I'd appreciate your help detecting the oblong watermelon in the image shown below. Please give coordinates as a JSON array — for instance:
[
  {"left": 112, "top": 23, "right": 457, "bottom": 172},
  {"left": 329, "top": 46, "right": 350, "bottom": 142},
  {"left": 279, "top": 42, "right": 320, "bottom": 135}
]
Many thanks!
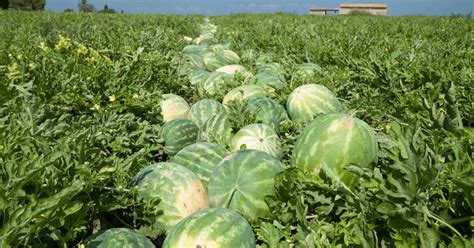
[
  {"left": 83, "top": 228, "right": 154, "bottom": 248},
  {"left": 286, "top": 84, "right": 343, "bottom": 123},
  {"left": 247, "top": 72, "right": 285, "bottom": 95},
  {"left": 293, "top": 63, "right": 323, "bottom": 79},
  {"left": 160, "top": 94, "right": 190, "bottom": 122},
  {"left": 162, "top": 208, "right": 256, "bottom": 248},
  {"left": 188, "top": 69, "right": 210, "bottom": 86},
  {"left": 222, "top": 85, "right": 269, "bottom": 109},
  {"left": 199, "top": 111, "right": 234, "bottom": 146},
  {"left": 189, "top": 99, "right": 226, "bottom": 129},
  {"left": 129, "top": 162, "right": 210, "bottom": 236},
  {"left": 199, "top": 71, "right": 233, "bottom": 97},
  {"left": 160, "top": 119, "right": 199, "bottom": 155},
  {"left": 208, "top": 150, "right": 285, "bottom": 222},
  {"left": 245, "top": 97, "right": 289, "bottom": 131},
  {"left": 256, "top": 62, "right": 284, "bottom": 77},
  {"left": 230, "top": 123, "right": 282, "bottom": 160},
  {"left": 171, "top": 142, "right": 230, "bottom": 188},
  {"left": 291, "top": 113, "right": 378, "bottom": 186}
]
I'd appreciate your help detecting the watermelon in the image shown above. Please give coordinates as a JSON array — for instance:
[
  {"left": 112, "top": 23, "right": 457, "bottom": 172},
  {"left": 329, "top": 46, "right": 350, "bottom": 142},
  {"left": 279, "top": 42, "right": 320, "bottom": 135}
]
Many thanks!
[
  {"left": 199, "top": 71, "right": 233, "bottom": 97},
  {"left": 294, "top": 63, "right": 323, "bottom": 79},
  {"left": 257, "top": 62, "right": 284, "bottom": 77},
  {"left": 188, "top": 69, "right": 210, "bottom": 86},
  {"left": 291, "top": 113, "right": 378, "bottom": 186},
  {"left": 203, "top": 50, "right": 240, "bottom": 71},
  {"left": 247, "top": 72, "right": 285, "bottom": 95},
  {"left": 216, "top": 64, "right": 252, "bottom": 79},
  {"left": 162, "top": 208, "right": 256, "bottom": 248},
  {"left": 230, "top": 124, "right": 282, "bottom": 159},
  {"left": 182, "top": 44, "right": 210, "bottom": 55},
  {"left": 245, "top": 97, "right": 289, "bottom": 131},
  {"left": 159, "top": 119, "right": 199, "bottom": 155},
  {"left": 160, "top": 94, "right": 190, "bottom": 122},
  {"left": 189, "top": 99, "right": 226, "bottom": 129},
  {"left": 208, "top": 150, "right": 285, "bottom": 221},
  {"left": 222, "top": 85, "right": 269, "bottom": 109},
  {"left": 286, "top": 84, "right": 343, "bottom": 123},
  {"left": 129, "top": 163, "right": 210, "bottom": 236},
  {"left": 199, "top": 111, "right": 234, "bottom": 146},
  {"left": 83, "top": 228, "right": 154, "bottom": 248},
  {"left": 171, "top": 142, "right": 230, "bottom": 188}
]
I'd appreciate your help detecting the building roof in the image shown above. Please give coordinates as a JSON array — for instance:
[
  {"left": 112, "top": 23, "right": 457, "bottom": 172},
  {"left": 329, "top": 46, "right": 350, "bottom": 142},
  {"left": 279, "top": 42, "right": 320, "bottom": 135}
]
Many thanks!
[
  {"left": 309, "top": 7, "right": 339, "bottom": 11},
  {"left": 339, "top": 4, "right": 388, "bottom": 9}
]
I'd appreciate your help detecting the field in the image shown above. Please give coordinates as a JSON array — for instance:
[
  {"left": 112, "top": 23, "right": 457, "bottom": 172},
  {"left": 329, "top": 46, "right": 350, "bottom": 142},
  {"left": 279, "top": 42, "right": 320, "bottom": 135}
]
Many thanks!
[{"left": 0, "top": 11, "right": 473, "bottom": 247}]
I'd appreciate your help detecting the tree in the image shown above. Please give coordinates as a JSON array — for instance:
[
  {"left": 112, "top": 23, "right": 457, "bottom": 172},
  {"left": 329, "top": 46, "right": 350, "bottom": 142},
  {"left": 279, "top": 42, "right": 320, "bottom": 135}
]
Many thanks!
[
  {"left": 0, "top": 0, "right": 9, "bottom": 10},
  {"left": 78, "top": 0, "right": 95, "bottom": 13},
  {"left": 98, "top": 4, "right": 116, "bottom": 13},
  {"left": 7, "top": 0, "right": 45, "bottom": 10},
  {"left": 64, "top": 8, "right": 74, "bottom": 13}
]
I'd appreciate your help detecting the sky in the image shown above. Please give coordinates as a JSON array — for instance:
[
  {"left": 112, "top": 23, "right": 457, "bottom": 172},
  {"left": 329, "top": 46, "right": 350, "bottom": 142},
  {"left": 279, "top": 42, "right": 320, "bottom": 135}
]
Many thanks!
[{"left": 46, "top": 0, "right": 474, "bottom": 16}]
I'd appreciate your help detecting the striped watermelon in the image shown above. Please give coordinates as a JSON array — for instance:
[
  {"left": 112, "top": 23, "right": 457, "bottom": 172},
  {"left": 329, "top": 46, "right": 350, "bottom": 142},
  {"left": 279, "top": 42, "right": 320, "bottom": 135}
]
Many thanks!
[
  {"left": 162, "top": 208, "right": 256, "bottom": 248},
  {"left": 222, "top": 85, "right": 269, "bottom": 109},
  {"left": 199, "top": 71, "right": 233, "bottom": 97},
  {"left": 208, "top": 150, "right": 285, "bottom": 222},
  {"left": 182, "top": 44, "right": 210, "bottom": 55},
  {"left": 160, "top": 94, "right": 190, "bottom": 122},
  {"left": 257, "top": 62, "right": 284, "bottom": 77},
  {"left": 171, "top": 142, "right": 230, "bottom": 188},
  {"left": 83, "top": 228, "right": 154, "bottom": 248},
  {"left": 203, "top": 50, "right": 240, "bottom": 71},
  {"left": 129, "top": 163, "right": 210, "bottom": 236},
  {"left": 188, "top": 69, "right": 210, "bottom": 86},
  {"left": 230, "top": 124, "right": 282, "bottom": 159},
  {"left": 189, "top": 99, "right": 226, "bottom": 129},
  {"left": 160, "top": 119, "right": 199, "bottom": 155},
  {"left": 247, "top": 72, "right": 285, "bottom": 95},
  {"left": 245, "top": 97, "right": 289, "bottom": 131},
  {"left": 216, "top": 64, "right": 252, "bottom": 79},
  {"left": 286, "top": 84, "right": 343, "bottom": 123},
  {"left": 199, "top": 111, "right": 234, "bottom": 146},
  {"left": 293, "top": 63, "right": 323, "bottom": 79},
  {"left": 291, "top": 113, "right": 378, "bottom": 186}
]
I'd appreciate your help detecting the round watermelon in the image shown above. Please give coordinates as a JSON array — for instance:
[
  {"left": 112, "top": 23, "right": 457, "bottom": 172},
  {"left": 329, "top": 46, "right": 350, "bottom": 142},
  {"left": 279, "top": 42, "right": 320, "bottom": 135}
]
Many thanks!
[
  {"left": 199, "top": 71, "right": 233, "bottom": 97},
  {"left": 160, "top": 94, "right": 190, "bottom": 123},
  {"left": 83, "top": 228, "right": 154, "bottom": 248},
  {"left": 286, "top": 84, "right": 343, "bottom": 123},
  {"left": 159, "top": 119, "right": 199, "bottom": 155},
  {"left": 247, "top": 72, "right": 285, "bottom": 95},
  {"left": 291, "top": 113, "right": 378, "bottom": 186},
  {"left": 203, "top": 50, "right": 240, "bottom": 71},
  {"left": 162, "top": 208, "right": 256, "bottom": 248},
  {"left": 188, "top": 69, "right": 210, "bottom": 86},
  {"left": 199, "top": 111, "right": 234, "bottom": 146},
  {"left": 293, "top": 63, "right": 323, "bottom": 79},
  {"left": 222, "top": 85, "right": 269, "bottom": 109},
  {"left": 216, "top": 64, "right": 248, "bottom": 75},
  {"left": 256, "top": 62, "right": 284, "bottom": 77},
  {"left": 189, "top": 99, "right": 226, "bottom": 129},
  {"left": 129, "top": 162, "right": 210, "bottom": 236},
  {"left": 245, "top": 97, "right": 289, "bottom": 131},
  {"left": 230, "top": 123, "right": 282, "bottom": 160},
  {"left": 208, "top": 150, "right": 285, "bottom": 222},
  {"left": 171, "top": 142, "right": 230, "bottom": 188}
]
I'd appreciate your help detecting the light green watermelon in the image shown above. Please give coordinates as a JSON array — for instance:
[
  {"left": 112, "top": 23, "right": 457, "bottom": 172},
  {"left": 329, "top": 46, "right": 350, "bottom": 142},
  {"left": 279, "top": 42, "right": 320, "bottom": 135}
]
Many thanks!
[
  {"left": 286, "top": 84, "right": 343, "bottom": 123},
  {"left": 189, "top": 99, "right": 226, "bottom": 129},
  {"left": 182, "top": 44, "right": 210, "bottom": 55},
  {"left": 160, "top": 94, "right": 190, "bottom": 122},
  {"left": 199, "top": 71, "right": 233, "bottom": 97},
  {"left": 216, "top": 64, "right": 252, "bottom": 79},
  {"left": 188, "top": 69, "right": 210, "bottom": 86},
  {"left": 245, "top": 97, "right": 289, "bottom": 131},
  {"left": 292, "top": 113, "right": 378, "bottom": 186},
  {"left": 257, "top": 62, "right": 284, "bottom": 77},
  {"left": 199, "top": 111, "right": 234, "bottom": 146},
  {"left": 222, "top": 85, "right": 269, "bottom": 109},
  {"left": 162, "top": 208, "right": 256, "bottom": 248},
  {"left": 294, "top": 63, "right": 323, "bottom": 79},
  {"left": 83, "top": 228, "right": 154, "bottom": 248},
  {"left": 203, "top": 50, "right": 240, "bottom": 71},
  {"left": 129, "top": 163, "right": 210, "bottom": 236},
  {"left": 230, "top": 124, "right": 282, "bottom": 160},
  {"left": 171, "top": 142, "right": 230, "bottom": 188},
  {"left": 247, "top": 72, "right": 285, "bottom": 95},
  {"left": 159, "top": 119, "right": 199, "bottom": 155},
  {"left": 208, "top": 150, "right": 285, "bottom": 222}
]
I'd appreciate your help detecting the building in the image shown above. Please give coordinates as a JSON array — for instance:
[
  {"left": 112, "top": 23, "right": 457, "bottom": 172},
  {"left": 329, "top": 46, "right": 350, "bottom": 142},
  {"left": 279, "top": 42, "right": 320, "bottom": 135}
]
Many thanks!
[
  {"left": 309, "top": 3, "right": 388, "bottom": 16},
  {"left": 309, "top": 7, "right": 339, "bottom": 15},
  {"left": 339, "top": 4, "right": 388, "bottom": 16}
]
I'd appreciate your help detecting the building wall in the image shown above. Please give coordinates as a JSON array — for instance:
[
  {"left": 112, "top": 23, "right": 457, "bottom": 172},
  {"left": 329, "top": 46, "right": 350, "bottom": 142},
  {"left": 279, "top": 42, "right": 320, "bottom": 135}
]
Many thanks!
[
  {"left": 309, "top": 10, "right": 326, "bottom": 15},
  {"left": 339, "top": 8, "right": 387, "bottom": 16}
]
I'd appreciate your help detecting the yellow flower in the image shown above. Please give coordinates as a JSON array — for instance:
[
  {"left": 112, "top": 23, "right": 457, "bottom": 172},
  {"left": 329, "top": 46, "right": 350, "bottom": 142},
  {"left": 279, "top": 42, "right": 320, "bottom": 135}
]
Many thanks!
[
  {"left": 55, "top": 35, "right": 71, "bottom": 52},
  {"left": 94, "top": 103, "right": 101, "bottom": 110},
  {"left": 38, "top": 41, "right": 49, "bottom": 52},
  {"left": 28, "top": 62, "right": 37, "bottom": 70},
  {"left": 6, "top": 62, "right": 22, "bottom": 80},
  {"left": 108, "top": 95, "right": 116, "bottom": 102},
  {"left": 85, "top": 49, "right": 100, "bottom": 64},
  {"left": 102, "top": 55, "right": 112, "bottom": 66},
  {"left": 75, "top": 43, "right": 88, "bottom": 56},
  {"left": 16, "top": 54, "right": 23, "bottom": 60},
  {"left": 132, "top": 93, "right": 139, "bottom": 99}
]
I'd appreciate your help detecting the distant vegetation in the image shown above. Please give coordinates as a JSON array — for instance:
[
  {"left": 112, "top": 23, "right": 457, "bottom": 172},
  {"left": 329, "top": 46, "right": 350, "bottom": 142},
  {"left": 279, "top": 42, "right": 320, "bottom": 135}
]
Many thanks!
[{"left": 1, "top": 0, "right": 45, "bottom": 10}]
